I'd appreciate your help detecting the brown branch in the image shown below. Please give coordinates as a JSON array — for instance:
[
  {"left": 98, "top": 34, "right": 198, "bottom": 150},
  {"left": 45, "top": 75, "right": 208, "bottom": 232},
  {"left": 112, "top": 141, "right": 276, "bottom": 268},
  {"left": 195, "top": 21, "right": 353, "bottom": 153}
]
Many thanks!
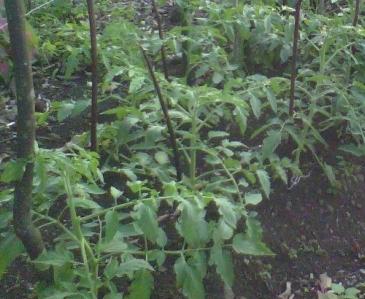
[
  {"left": 289, "top": 0, "right": 302, "bottom": 117},
  {"left": 353, "top": 0, "right": 360, "bottom": 26},
  {"left": 151, "top": 0, "right": 169, "bottom": 81},
  {"left": 86, "top": 0, "right": 98, "bottom": 152},
  {"left": 140, "top": 47, "right": 182, "bottom": 181},
  {"left": 5, "top": 0, "right": 44, "bottom": 259}
]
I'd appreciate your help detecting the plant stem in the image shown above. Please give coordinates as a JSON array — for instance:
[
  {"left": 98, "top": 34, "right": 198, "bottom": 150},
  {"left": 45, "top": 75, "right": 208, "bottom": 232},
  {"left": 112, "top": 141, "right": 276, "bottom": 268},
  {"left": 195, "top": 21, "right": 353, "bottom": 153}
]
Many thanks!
[
  {"left": 151, "top": 0, "right": 169, "bottom": 81},
  {"left": 5, "top": 0, "right": 45, "bottom": 259},
  {"left": 141, "top": 47, "right": 182, "bottom": 181},
  {"left": 353, "top": 0, "right": 360, "bottom": 26},
  {"left": 86, "top": 0, "right": 98, "bottom": 152},
  {"left": 190, "top": 105, "right": 197, "bottom": 187},
  {"left": 289, "top": 0, "right": 302, "bottom": 117}
]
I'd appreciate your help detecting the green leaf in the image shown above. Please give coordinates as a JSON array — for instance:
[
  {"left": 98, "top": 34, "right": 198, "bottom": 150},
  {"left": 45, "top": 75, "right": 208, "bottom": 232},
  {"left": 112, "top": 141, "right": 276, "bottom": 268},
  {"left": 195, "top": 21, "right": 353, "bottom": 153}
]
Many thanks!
[
  {"left": 176, "top": 199, "right": 209, "bottom": 247},
  {"left": 174, "top": 257, "right": 205, "bottom": 299},
  {"left": 72, "top": 198, "right": 101, "bottom": 210},
  {"left": 35, "top": 250, "right": 72, "bottom": 267},
  {"left": 245, "top": 193, "right": 262, "bottom": 206},
  {"left": 256, "top": 169, "right": 271, "bottom": 198},
  {"left": 1, "top": 159, "right": 27, "bottom": 183},
  {"left": 115, "top": 259, "right": 154, "bottom": 278},
  {"left": 110, "top": 186, "right": 123, "bottom": 200},
  {"left": 133, "top": 203, "right": 167, "bottom": 247},
  {"left": 323, "top": 163, "right": 336, "bottom": 186},
  {"left": 0, "top": 233, "right": 25, "bottom": 279},
  {"left": 265, "top": 87, "right": 277, "bottom": 113},
  {"left": 210, "top": 246, "right": 234, "bottom": 287},
  {"left": 126, "top": 270, "right": 154, "bottom": 299},
  {"left": 233, "top": 217, "right": 273, "bottom": 256},
  {"left": 214, "top": 197, "right": 238, "bottom": 228},
  {"left": 154, "top": 151, "right": 169, "bottom": 165},
  {"left": 262, "top": 131, "right": 281, "bottom": 160},
  {"left": 249, "top": 93, "right": 261, "bottom": 119},
  {"left": 208, "top": 131, "right": 230, "bottom": 139},
  {"left": 212, "top": 72, "right": 224, "bottom": 84},
  {"left": 105, "top": 210, "right": 119, "bottom": 242},
  {"left": 56, "top": 100, "right": 89, "bottom": 122}
]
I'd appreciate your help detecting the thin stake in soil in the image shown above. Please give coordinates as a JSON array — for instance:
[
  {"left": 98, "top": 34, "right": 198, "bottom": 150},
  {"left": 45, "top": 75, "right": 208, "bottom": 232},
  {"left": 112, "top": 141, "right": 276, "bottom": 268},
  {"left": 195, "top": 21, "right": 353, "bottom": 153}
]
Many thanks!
[
  {"left": 353, "top": 0, "right": 360, "bottom": 26},
  {"left": 5, "top": 0, "right": 44, "bottom": 259},
  {"left": 86, "top": 0, "right": 98, "bottom": 152},
  {"left": 141, "top": 47, "right": 182, "bottom": 181},
  {"left": 151, "top": 0, "right": 169, "bottom": 81},
  {"left": 289, "top": 0, "right": 302, "bottom": 117}
]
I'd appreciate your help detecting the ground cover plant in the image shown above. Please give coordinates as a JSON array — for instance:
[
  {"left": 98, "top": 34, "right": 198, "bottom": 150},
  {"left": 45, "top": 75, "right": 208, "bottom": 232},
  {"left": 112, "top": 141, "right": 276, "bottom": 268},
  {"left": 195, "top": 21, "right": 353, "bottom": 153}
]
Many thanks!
[{"left": 0, "top": 0, "right": 364, "bottom": 298}]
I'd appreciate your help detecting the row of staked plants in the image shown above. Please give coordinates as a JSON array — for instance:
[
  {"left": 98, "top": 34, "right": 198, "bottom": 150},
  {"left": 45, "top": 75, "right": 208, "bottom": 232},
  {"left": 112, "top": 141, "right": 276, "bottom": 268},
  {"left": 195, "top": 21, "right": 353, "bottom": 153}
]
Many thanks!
[{"left": 0, "top": 0, "right": 364, "bottom": 298}]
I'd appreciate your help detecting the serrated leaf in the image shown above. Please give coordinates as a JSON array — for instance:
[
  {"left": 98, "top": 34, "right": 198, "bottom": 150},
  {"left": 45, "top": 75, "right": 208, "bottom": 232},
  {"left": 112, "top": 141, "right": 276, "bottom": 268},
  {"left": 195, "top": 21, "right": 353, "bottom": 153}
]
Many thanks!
[
  {"left": 56, "top": 100, "right": 89, "bottom": 122},
  {"left": 72, "top": 198, "right": 101, "bottom": 210},
  {"left": 208, "top": 131, "right": 230, "bottom": 139},
  {"left": 256, "top": 169, "right": 271, "bottom": 198},
  {"left": 244, "top": 193, "right": 262, "bottom": 206},
  {"left": 1, "top": 159, "right": 27, "bottom": 183},
  {"left": 174, "top": 257, "right": 205, "bottom": 299},
  {"left": 115, "top": 259, "right": 154, "bottom": 278},
  {"left": 133, "top": 203, "right": 167, "bottom": 247},
  {"left": 232, "top": 217, "right": 273, "bottom": 256},
  {"left": 262, "top": 131, "right": 281, "bottom": 160},
  {"left": 249, "top": 93, "right": 261, "bottom": 119},
  {"left": 176, "top": 199, "right": 209, "bottom": 247},
  {"left": 214, "top": 197, "right": 238, "bottom": 228},
  {"left": 154, "top": 151, "right": 169, "bottom": 165},
  {"left": 0, "top": 233, "right": 25, "bottom": 279},
  {"left": 265, "top": 87, "right": 277, "bottom": 113},
  {"left": 210, "top": 246, "right": 234, "bottom": 287},
  {"left": 105, "top": 210, "right": 119, "bottom": 242},
  {"left": 35, "top": 250, "right": 72, "bottom": 267},
  {"left": 126, "top": 270, "right": 154, "bottom": 299}
]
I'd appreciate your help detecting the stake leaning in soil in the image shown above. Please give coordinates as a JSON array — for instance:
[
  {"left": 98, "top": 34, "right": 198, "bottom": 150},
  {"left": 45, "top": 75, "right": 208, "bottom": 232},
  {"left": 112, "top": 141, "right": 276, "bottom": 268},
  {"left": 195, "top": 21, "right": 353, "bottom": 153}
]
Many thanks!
[
  {"left": 86, "top": 0, "right": 99, "bottom": 152},
  {"left": 289, "top": 0, "right": 302, "bottom": 117},
  {"left": 5, "top": 0, "right": 45, "bottom": 259},
  {"left": 151, "top": 0, "right": 170, "bottom": 81},
  {"left": 141, "top": 47, "right": 182, "bottom": 181}
]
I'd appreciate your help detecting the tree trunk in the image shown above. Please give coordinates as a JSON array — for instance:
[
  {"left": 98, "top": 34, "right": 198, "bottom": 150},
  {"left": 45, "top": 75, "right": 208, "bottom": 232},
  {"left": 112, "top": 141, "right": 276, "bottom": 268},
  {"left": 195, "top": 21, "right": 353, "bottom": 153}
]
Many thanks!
[{"left": 5, "top": 0, "right": 44, "bottom": 259}]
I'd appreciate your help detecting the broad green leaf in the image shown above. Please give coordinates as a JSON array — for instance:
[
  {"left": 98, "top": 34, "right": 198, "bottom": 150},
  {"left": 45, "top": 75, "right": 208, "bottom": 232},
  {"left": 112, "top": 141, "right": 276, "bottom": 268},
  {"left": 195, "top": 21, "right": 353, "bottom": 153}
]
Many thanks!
[
  {"left": 265, "top": 87, "right": 277, "bottom": 113},
  {"left": 233, "top": 217, "right": 273, "bottom": 256},
  {"left": 1, "top": 159, "right": 27, "bottom": 183},
  {"left": 262, "top": 131, "right": 281, "bottom": 160},
  {"left": 115, "top": 259, "right": 154, "bottom": 278},
  {"left": 105, "top": 210, "right": 119, "bottom": 242},
  {"left": 0, "top": 233, "right": 25, "bottom": 279},
  {"left": 249, "top": 93, "right": 261, "bottom": 119},
  {"left": 35, "top": 250, "right": 72, "bottom": 267},
  {"left": 256, "top": 169, "right": 271, "bottom": 198},
  {"left": 174, "top": 257, "right": 205, "bottom": 299},
  {"left": 244, "top": 193, "right": 262, "bottom": 206},
  {"left": 133, "top": 203, "right": 167, "bottom": 247},
  {"left": 72, "top": 198, "right": 101, "bottom": 210},
  {"left": 214, "top": 197, "right": 238, "bottom": 228},
  {"left": 210, "top": 246, "right": 234, "bottom": 287},
  {"left": 154, "top": 151, "right": 169, "bottom": 165},
  {"left": 56, "top": 100, "right": 89, "bottom": 122},
  {"left": 126, "top": 270, "right": 154, "bottom": 299},
  {"left": 176, "top": 199, "right": 209, "bottom": 247}
]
